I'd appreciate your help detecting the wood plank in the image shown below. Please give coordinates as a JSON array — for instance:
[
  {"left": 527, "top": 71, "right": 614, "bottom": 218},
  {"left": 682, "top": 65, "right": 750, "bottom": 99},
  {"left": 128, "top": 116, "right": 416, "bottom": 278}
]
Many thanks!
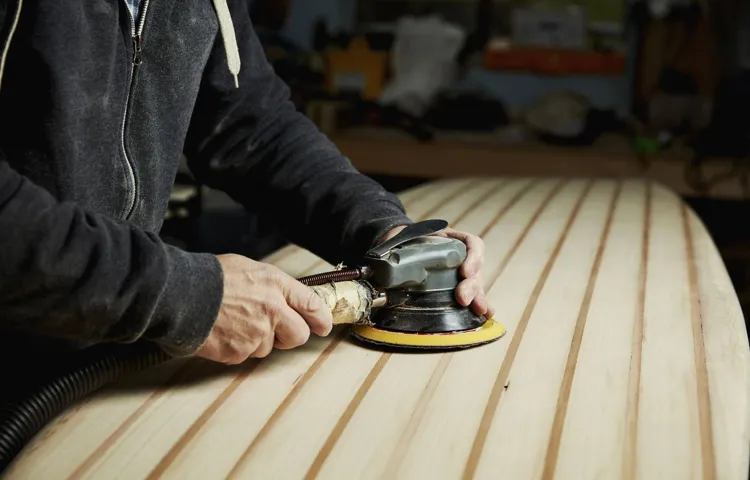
[
  {"left": 636, "top": 184, "right": 704, "bottom": 478},
  {"left": 552, "top": 180, "right": 648, "bottom": 479},
  {"left": 687, "top": 209, "right": 750, "bottom": 480}
]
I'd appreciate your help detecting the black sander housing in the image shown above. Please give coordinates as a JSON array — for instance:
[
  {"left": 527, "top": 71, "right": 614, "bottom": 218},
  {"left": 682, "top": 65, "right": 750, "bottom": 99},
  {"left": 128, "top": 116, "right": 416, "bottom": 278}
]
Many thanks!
[{"left": 365, "top": 220, "right": 486, "bottom": 334}]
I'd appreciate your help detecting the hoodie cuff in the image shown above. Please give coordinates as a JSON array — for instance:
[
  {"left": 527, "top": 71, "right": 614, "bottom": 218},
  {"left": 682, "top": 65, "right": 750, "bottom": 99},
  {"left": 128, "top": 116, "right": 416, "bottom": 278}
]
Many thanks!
[{"left": 148, "top": 248, "right": 224, "bottom": 357}]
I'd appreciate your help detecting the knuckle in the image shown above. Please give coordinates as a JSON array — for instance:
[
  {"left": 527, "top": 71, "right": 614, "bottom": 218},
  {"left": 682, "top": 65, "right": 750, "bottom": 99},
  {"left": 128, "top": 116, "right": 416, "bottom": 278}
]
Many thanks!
[
  {"left": 228, "top": 352, "right": 249, "bottom": 365},
  {"left": 304, "top": 289, "right": 321, "bottom": 312},
  {"left": 290, "top": 327, "right": 311, "bottom": 347},
  {"left": 255, "top": 342, "right": 273, "bottom": 358}
]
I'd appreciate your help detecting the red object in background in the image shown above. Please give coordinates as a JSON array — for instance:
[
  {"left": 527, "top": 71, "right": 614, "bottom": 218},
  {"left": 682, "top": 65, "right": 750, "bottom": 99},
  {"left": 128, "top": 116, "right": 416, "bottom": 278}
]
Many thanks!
[{"left": 484, "top": 47, "right": 626, "bottom": 76}]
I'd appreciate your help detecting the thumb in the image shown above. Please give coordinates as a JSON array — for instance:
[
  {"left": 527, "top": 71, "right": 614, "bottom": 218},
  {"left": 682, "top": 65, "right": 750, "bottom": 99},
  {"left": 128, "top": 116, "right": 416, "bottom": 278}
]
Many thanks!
[{"left": 278, "top": 274, "right": 333, "bottom": 336}]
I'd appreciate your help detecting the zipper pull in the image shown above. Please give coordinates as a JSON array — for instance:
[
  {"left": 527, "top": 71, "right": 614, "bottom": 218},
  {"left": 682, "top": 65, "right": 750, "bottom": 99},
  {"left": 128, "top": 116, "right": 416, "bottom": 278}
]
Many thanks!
[{"left": 132, "top": 35, "right": 143, "bottom": 65}]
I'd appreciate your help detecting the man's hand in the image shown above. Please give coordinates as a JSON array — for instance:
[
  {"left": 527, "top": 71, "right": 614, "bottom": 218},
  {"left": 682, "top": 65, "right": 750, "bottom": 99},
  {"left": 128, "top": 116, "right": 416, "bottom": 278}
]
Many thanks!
[
  {"left": 381, "top": 226, "right": 494, "bottom": 319},
  {"left": 196, "top": 254, "right": 333, "bottom": 364}
]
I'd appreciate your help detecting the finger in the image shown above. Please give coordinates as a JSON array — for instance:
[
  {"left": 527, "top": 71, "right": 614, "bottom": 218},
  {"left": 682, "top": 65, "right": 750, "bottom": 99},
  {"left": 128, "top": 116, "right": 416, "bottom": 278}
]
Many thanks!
[
  {"left": 440, "top": 229, "right": 485, "bottom": 278},
  {"left": 250, "top": 323, "right": 275, "bottom": 358},
  {"left": 459, "top": 235, "right": 484, "bottom": 278},
  {"left": 485, "top": 303, "right": 496, "bottom": 320},
  {"left": 470, "top": 290, "right": 489, "bottom": 318},
  {"left": 274, "top": 306, "right": 311, "bottom": 350},
  {"left": 455, "top": 276, "right": 482, "bottom": 307},
  {"left": 278, "top": 274, "right": 333, "bottom": 336}
]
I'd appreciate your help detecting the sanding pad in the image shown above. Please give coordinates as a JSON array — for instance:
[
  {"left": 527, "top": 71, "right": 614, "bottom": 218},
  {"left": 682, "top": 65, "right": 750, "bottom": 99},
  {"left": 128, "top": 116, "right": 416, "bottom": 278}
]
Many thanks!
[{"left": 351, "top": 318, "right": 506, "bottom": 350}]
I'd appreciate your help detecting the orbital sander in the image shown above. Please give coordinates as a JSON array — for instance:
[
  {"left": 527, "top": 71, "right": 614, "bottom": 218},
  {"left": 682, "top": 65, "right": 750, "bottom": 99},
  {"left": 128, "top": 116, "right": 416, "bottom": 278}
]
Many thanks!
[{"left": 298, "top": 219, "right": 506, "bottom": 349}]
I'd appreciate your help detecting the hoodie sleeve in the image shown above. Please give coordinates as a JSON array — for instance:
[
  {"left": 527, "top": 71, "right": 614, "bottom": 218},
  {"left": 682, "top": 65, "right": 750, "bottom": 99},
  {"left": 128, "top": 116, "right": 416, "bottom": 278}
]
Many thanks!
[
  {"left": 183, "top": 5, "right": 413, "bottom": 267},
  {"left": 0, "top": 158, "right": 224, "bottom": 357}
]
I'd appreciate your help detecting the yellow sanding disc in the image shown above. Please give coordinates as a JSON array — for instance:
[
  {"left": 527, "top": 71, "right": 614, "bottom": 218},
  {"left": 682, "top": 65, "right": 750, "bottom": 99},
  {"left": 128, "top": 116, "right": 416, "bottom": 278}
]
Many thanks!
[{"left": 351, "top": 318, "right": 506, "bottom": 349}]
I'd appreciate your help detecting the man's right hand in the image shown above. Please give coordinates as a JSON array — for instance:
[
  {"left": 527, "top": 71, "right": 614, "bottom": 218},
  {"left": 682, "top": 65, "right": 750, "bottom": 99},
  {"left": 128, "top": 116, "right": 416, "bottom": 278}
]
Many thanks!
[{"left": 196, "top": 254, "right": 333, "bottom": 365}]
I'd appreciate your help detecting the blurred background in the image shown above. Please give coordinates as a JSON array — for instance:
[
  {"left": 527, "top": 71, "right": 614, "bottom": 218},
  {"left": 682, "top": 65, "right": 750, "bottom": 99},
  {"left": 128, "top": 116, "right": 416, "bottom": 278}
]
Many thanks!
[{"left": 161, "top": 0, "right": 750, "bottom": 315}]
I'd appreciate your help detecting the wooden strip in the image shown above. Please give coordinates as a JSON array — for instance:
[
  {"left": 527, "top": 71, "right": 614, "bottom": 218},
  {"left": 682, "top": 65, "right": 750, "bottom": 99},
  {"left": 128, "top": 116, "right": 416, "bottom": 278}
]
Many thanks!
[
  {"left": 549, "top": 181, "right": 647, "bottom": 479},
  {"left": 145, "top": 360, "right": 263, "bottom": 480},
  {"left": 686, "top": 209, "right": 750, "bottom": 480},
  {"left": 463, "top": 179, "right": 594, "bottom": 480},
  {"left": 635, "top": 184, "right": 703, "bottom": 478},
  {"left": 390, "top": 179, "right": 574, "bottom": 480},
  {"left": 68, "top": 361, "right": 201, "bottom": 480},
  {"left": 623, "top": 181, "right": 651, "bottom": 480},
  {"left": 476, "top": 179, "right": 536, "bottom": 239},
  {"left": 225, "top": 331, "right": 347, "bottom": 478},
  {"left": 438, "top": 179, "right": 510, "bottom": 228},
  {"left": 541, "top": 181, "right": 623, "bottom": 479},
  {"left": 417, "top": 178, "right": 491, "bottom": 220},
  {"left": 683, "top": 203, "right": 717, "bottom": 480},
  {"left": 303, "top": 353, "right": 392, "bottom": 479},
  {"left": 483, "top": 179, "right": 565, "bottom": 288},
  {"left": 380, "top": 354, "right": 453, "bottom": 478}
]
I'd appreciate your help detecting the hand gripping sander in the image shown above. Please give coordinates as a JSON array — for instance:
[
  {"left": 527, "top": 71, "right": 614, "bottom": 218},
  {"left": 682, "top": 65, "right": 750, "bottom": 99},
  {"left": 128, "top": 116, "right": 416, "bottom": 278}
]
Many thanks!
[{"left": 298, "top": 219, "right": 507, "bottom": 349}]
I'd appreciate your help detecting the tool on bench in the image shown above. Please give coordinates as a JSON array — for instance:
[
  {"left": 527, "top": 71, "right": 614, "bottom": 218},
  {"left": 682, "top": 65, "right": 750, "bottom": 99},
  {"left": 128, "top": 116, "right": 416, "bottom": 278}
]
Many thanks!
[
  {"left": 0, "top": 219, "right": 505, "bottom": 472},
  {"left": 299, "top": 219, "right": 506, "bottom": 349}
]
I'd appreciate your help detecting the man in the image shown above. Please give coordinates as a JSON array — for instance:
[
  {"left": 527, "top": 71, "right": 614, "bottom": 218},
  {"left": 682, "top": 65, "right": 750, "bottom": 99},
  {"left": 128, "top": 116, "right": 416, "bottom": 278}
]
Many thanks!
[{"left": 0, "top": 0, "right": 491, "bottom": 372}]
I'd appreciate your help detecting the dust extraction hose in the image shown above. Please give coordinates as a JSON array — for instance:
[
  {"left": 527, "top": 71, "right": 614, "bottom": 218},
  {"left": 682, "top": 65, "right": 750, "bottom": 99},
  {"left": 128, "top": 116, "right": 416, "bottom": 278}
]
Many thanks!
[{"left": 0, "top": 267, "right": 366, "bottom": 473}]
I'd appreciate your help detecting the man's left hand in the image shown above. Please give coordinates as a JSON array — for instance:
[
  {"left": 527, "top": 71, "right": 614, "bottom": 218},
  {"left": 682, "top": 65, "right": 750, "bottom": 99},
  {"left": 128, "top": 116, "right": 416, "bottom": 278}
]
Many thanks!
[{"left": 381, "top": 226, "right": 494, "bottom": 320}]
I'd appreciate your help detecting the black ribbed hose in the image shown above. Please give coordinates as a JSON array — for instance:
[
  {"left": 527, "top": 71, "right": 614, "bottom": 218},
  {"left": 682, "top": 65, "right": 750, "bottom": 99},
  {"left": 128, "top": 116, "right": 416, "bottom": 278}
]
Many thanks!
[
  {"left": 0, "top": 267, "right": 365, "bottom": 473},
  {"left": 0, "top": 342, "right": 171, "bottom": 473}
]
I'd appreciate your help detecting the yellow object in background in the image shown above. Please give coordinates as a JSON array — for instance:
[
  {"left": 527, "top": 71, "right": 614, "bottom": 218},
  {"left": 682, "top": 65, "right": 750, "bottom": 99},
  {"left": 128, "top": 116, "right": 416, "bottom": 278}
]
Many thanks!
[{"left": 324, "top": 38, "right": 387, "bottom": 100}]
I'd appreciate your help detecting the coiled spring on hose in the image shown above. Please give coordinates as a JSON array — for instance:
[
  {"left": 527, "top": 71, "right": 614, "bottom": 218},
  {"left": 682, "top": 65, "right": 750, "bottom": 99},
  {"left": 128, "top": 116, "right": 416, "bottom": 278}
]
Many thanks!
[{"left": 296, "top": 266, "right": 372, "bottom": 286}]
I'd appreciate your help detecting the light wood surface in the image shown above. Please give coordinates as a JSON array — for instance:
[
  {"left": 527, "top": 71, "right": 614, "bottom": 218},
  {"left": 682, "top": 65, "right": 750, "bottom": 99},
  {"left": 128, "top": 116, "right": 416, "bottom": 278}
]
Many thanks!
[{"left": 6, "top": 177, "right": 750, "bottom": 479}]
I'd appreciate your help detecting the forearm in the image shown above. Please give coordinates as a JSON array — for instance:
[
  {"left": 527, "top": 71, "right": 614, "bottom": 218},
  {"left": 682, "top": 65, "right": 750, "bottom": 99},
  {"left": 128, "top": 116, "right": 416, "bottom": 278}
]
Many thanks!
[
  {"left": 0, "top": 160, "right": 223, "bottom": 357},
  {"left": 183, "top": 4, "right": 411, "bottom": 265}
]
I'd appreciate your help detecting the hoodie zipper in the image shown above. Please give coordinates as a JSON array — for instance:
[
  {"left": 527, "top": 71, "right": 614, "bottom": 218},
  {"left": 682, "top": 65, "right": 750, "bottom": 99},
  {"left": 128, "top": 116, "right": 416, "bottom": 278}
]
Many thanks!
[{"left": 120, "top": 0, "right": 151, "bottom": 220}]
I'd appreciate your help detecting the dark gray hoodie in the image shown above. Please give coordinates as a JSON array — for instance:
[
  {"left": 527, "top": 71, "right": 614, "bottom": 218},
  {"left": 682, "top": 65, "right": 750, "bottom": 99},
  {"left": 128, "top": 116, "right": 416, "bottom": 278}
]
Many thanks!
[{"left": 0, "top": 0, "right": 412, "bottom": 363}]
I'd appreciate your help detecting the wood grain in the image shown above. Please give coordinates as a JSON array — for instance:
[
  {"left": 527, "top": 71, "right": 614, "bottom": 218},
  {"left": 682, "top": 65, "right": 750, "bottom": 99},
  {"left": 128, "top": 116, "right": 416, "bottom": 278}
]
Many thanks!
[{"left": 4, "top": 177, "right": 749, "bottom": 480}]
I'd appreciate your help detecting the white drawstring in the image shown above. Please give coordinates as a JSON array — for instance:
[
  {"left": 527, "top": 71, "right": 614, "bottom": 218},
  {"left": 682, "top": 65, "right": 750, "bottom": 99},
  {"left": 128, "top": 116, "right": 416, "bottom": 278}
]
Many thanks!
[{"left": 212, "top": 0, "right": 241, "bottom": 88}]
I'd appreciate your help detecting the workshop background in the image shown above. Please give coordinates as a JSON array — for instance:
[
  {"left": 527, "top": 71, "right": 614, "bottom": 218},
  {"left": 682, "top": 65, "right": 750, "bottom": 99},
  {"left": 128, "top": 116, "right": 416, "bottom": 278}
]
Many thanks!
[{"left": 162, "top": 0, "right": 750, "bottom": 319}]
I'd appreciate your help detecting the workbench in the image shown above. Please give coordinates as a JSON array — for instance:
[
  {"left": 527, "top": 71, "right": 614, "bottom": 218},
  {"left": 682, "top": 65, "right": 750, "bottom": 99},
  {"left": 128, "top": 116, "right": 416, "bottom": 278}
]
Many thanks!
[
  {"left": 333, "top": 127, "right": 749, "bottom": 200},
  {"left": 6, "top": 177, "right": 750, "bottom": 479}
]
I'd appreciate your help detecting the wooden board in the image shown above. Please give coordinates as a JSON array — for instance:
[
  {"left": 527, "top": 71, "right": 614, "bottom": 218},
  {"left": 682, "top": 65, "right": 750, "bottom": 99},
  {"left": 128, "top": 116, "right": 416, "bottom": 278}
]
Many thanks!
[{"left": 5, "top": 177, "right": 750, "bottom": 479}]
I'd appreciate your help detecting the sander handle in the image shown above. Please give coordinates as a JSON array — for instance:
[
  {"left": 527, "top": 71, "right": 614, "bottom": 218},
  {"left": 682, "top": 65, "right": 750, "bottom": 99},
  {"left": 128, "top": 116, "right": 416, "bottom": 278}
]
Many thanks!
[{"left": 309, "top": 280, "right": 377, "bottom": 325}]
